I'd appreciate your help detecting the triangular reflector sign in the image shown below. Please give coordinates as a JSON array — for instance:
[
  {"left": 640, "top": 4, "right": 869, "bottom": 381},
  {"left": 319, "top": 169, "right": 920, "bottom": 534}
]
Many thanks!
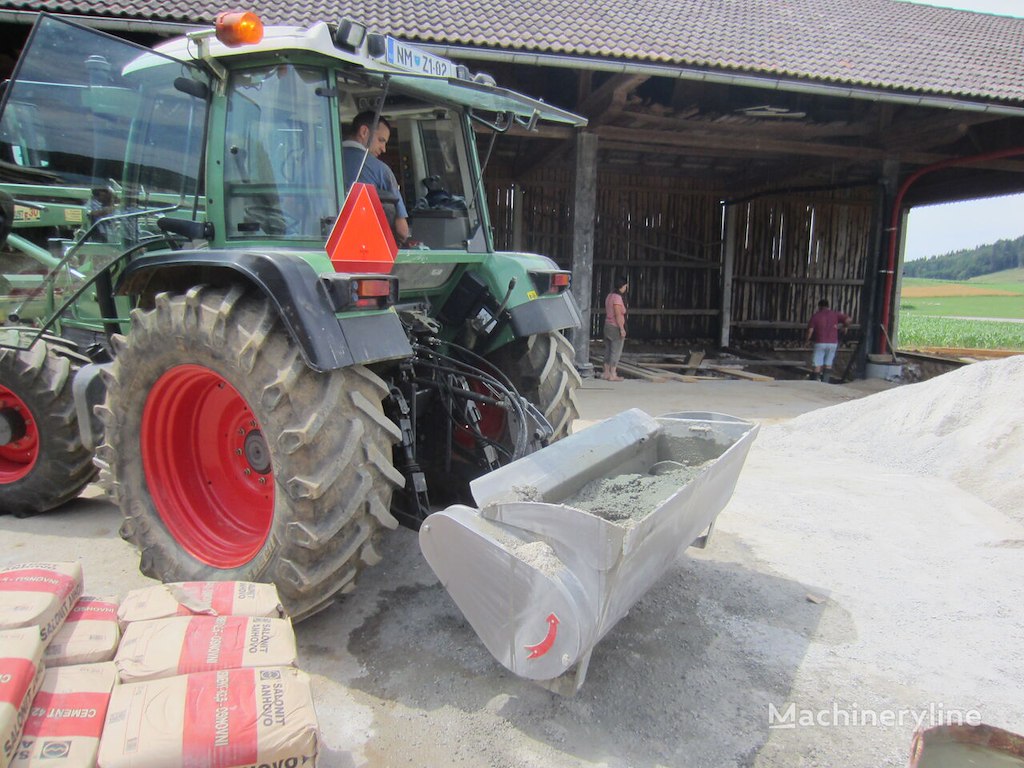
[{"left": 326, "top": 182, "right": 398, "bottom": 273}]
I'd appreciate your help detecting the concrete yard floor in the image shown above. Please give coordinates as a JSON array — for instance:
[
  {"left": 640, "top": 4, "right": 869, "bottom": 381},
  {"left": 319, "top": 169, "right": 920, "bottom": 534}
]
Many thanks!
[{"left": 3, "top": 375, "right": 1022, "bottom": 767}]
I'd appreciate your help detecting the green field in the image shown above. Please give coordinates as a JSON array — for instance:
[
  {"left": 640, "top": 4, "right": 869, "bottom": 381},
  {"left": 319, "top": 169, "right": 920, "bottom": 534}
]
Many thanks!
[{"left": 898, "top": 273, "right": 1024, "bottom": 350}]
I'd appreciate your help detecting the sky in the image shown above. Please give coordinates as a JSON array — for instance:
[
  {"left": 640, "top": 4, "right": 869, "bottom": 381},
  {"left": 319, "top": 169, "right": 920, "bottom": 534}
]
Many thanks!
[{"left": 899, "top": 0, "right": 1024, "bottom": 260}]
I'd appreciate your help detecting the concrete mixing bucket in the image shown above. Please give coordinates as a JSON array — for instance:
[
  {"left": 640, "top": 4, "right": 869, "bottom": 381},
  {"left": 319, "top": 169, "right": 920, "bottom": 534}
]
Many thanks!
[{"left": 419, "top": 408, "right": 758, "bottom": 693}]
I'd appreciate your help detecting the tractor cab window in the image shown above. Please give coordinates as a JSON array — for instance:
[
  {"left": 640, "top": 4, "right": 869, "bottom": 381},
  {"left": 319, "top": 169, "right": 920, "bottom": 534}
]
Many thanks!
[
  {"left": 397, "top": 111, "right": 480, "bottom": 250},
  {"left": 223, "top": 65, "right": 338, "bottom": 239}
]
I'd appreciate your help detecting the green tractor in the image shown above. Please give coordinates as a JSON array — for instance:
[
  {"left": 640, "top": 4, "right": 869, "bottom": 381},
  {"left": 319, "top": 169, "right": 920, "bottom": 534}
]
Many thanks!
[{"left": 0, "top": 12, "right": 584, "bottom": 619}]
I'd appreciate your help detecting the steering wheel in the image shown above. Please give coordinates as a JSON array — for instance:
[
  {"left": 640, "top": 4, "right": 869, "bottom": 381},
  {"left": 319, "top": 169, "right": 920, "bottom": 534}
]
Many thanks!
[{"left": 244, "top": 205, "right": 300, "bottom": 235}]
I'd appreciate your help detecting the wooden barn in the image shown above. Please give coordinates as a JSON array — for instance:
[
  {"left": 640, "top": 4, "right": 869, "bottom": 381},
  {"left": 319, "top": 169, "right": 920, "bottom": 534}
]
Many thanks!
[{"left": 3, "top": 0, "right": 1024, "bottom": 374}]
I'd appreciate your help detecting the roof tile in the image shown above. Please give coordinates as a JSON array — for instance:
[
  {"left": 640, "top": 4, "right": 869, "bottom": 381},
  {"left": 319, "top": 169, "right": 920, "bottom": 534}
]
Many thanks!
[{"left": 6, "top": 0, "right": 1024, "bottom": 103}]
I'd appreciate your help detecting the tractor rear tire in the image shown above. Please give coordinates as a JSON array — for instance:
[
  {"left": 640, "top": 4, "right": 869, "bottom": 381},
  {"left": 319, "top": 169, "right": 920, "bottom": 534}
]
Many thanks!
[
  {"left": 0, "top": 340, "right": 96, "bottom": 514},
  {"left": 495, "top": 330, "right": 581, "bottom": 441},
  {"left": 96, "top": 287, "right": 404, "bottom": 621}
]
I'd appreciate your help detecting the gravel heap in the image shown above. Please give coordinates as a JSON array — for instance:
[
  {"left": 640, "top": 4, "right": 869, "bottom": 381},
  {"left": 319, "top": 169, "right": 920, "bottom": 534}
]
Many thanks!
[{"left": 759, "top": 355, "right": 1024, "bottom": 521}]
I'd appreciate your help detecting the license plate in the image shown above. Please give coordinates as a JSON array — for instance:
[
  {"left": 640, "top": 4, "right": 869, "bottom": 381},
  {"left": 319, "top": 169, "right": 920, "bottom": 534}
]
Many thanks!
[{"left": 385, "top": 37, "right": 456, "bottom": 78}]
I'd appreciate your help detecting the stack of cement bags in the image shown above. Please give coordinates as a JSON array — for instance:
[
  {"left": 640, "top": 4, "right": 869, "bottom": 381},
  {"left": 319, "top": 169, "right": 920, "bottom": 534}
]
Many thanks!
[{"left": 0, "top": 562, "right": 320, "bottom": 768}]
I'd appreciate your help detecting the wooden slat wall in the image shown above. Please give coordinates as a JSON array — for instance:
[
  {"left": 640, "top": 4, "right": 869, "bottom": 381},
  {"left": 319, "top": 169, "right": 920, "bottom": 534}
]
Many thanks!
[
  {"left": 728, "top": 194, "right": 873, "bottom": 343},
  {"left": 486, "top": 167, "right": 873, "bottom": 344}
]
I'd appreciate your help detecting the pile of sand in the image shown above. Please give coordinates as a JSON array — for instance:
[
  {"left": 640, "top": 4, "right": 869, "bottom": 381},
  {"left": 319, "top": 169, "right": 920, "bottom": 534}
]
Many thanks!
[{"left": 759, "top": 355, "right": 1024, "bottom": 521}]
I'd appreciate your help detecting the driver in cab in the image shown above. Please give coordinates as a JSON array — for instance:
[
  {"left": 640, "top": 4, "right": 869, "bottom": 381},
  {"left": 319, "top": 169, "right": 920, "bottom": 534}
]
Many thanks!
[{"left": 342, "top": 111, "right": 412, "bottom": 246}]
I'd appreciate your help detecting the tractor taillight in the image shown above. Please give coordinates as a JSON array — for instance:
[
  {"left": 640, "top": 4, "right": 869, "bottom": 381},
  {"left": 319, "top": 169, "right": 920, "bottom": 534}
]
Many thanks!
[
  {"left": 351, "top": 277, "right": 396, "bottom": 308},
  {"left": 215, "top": 11, "right": 264, "bottom": 47},
  {"left": 355, "top": 279, "right": 392, "bottom": 298},
  {"left": 530, "top": 270, "right": 572, "bottom": 295}
]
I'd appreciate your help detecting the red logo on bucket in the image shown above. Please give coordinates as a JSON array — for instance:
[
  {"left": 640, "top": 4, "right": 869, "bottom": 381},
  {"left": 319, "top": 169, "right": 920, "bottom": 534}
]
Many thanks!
[{"left": 524, "top": 613, "right": 560, "bottom": 660}]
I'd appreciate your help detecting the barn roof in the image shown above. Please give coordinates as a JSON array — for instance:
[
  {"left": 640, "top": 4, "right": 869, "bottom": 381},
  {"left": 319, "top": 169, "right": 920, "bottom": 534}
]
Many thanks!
[{"left": 4, "top": 0, "right": 1024, "bottom": 105}]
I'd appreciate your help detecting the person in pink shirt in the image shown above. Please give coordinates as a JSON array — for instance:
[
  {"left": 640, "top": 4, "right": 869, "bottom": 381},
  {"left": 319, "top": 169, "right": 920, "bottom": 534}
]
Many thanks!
[
  {"left": 603, "top": 275, "right": 629, "bottom": 381},
  {"left": 805, "top": 299, "right": 851, "bottom": 383}
]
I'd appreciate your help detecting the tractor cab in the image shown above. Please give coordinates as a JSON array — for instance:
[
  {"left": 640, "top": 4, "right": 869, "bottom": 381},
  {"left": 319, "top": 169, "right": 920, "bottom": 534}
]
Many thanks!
[{"left": 0, "top": 12, "right": 583, "bottom": 348}]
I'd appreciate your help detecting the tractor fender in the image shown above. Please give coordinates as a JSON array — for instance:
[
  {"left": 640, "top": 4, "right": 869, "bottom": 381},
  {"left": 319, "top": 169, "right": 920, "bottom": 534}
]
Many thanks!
[
  {"left": 506, "top": 291, "right": 582, "bottom": 338},
  {"left": 118, "top": 250, "right": 412, "bottom": 372}
]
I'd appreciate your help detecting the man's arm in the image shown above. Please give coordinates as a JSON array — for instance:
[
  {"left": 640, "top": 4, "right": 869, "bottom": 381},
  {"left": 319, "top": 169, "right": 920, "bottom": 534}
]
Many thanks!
[
  {"left": 382, "top": 165, "right": 411, "bottom": 244},
  {"left": 395, "top": 216, "right": 411, "bottom": 243}
]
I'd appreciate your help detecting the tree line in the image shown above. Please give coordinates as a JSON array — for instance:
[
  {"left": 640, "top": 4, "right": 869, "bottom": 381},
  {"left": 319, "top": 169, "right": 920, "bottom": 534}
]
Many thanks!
[{"left": 904, "top": 234, "right": 1024, "bottom": 280}]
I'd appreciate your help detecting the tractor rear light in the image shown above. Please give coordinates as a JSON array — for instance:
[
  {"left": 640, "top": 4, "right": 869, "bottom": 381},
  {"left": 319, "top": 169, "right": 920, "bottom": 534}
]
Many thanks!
[
  {"left": 320, "top": 273, "right": 396, "bottom": 311},
  {"left": 529, "top": 270, "right": 572, "bottom": 295},
  {"left": 355, "top": 279, "right": 392, "bottom": 298},
  {"left": 351, "top": 277, "right": 398, "bottom": 309},
  {"left": 215, "top": 11, "right": 264, "bottom": 47}
]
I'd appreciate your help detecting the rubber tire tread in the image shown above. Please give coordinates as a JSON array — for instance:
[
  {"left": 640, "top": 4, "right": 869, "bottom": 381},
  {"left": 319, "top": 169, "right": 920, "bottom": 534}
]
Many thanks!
[
  {"left": 97, "top": 287, "right": 403, "bottom": 621},
  {"left": 495, "top": 330, "right": 581, "bottom": 440},
  {"left": 0, "top": 342, "right": 96, "bottom": 514}
]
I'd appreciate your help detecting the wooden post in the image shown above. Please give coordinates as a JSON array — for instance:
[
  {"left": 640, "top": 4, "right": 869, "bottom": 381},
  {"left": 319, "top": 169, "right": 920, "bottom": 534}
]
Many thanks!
[
  {"left": 719, "top": 203, "right": 737, "bottom": 348},
  {"left": 511, "top": 183, "right": 524, "bottom": 252},
  {"left": 570, "top": 130, "right": 598, "bottom": 375},
  {"left": 858, "top": 158, "right": 899, "bottom": 373}
]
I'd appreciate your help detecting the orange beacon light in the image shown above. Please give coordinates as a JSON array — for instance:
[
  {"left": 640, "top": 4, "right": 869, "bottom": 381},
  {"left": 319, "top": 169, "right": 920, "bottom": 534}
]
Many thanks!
[{"left": 214, "top": 11, "right": 264, "bottom": 47}]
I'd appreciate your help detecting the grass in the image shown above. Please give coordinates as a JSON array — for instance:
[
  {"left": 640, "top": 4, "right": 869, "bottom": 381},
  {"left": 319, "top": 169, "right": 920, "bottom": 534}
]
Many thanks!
[
  {"left": 971, "top": 267, "right": 1024, "bottom": 284},
  {"left": 898, "top": 274, "right": 1024, "bottom": 350}
]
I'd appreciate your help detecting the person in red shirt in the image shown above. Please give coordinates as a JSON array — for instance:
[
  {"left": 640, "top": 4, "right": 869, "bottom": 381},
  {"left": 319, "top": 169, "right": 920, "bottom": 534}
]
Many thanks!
[
  {"left": 602, "top": 275, "right": 629, "bottom": 381},
  {"left": 805, "top": 299, "right": 851, "bottom": 383}
]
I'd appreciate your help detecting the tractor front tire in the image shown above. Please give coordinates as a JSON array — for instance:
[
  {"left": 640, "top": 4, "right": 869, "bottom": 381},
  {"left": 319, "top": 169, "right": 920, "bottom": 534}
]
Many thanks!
[
  {"left": 0, "top": 341, "right": 96, "bottom": 514},
  {"left": 495, "top": 330, "right": 581, "bottom": 441},
  {"left": 97, "top": 287, "right": 403, "bottom": 620}
]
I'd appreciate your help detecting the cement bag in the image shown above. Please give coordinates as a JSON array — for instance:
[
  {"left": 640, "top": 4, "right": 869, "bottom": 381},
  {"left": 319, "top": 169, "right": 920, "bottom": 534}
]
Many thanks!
[
  {"left": 44, "top": 598, "right": 120, "bottom": 668},
  {"left": 117, "top": 582, "right": 285, "bottom": 629},
  {"left": 114, "top": 616, "right": 297, "bottom": 684},
  {"left": 10, "top": 662, "right": 117, "bottom": 768},
  {"left": 1, "top": 627, "right": 45, "bottom": 768},
  {"left": 97, "top": 666, "right": 319, "bottom": 768},
  {"left": 0, "top": 563, "right": 83, "bottom": 644}
]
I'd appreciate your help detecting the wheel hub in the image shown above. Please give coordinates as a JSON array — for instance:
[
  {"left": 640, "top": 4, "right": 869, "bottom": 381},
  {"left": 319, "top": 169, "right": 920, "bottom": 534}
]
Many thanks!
[
  {"left": 243, "top": 430, "right": 271, "bottom": 474},
  {"left": 0, "top": 407, "right": 27, "bottom": 446}
]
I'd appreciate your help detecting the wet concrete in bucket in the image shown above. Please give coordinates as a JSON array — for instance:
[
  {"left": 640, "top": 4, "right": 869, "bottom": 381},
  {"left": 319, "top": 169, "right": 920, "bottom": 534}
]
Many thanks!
[{"left": 562, "top": 461, "right": 709, "bottom": 524}]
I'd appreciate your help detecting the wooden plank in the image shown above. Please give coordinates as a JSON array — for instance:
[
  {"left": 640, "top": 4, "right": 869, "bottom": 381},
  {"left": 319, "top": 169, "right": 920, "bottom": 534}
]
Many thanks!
[
  {"left": 701, "top": 364, "right": 774, "bottom": 382},
  {"left": 614, "top": 360, "right": 669, "bottom": 382},
  {"left": 592, "top": 353, "right": 700, "bottom": 383}
]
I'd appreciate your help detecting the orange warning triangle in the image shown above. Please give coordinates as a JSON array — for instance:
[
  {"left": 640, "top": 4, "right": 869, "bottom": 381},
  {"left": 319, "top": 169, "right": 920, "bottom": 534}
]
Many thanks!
[{"left": 325, "top": 182, "right": 398, "bottom": 273}]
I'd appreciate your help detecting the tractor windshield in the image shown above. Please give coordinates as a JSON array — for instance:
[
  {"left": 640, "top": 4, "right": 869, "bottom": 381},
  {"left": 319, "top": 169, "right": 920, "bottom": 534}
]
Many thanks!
[{"left": 0, "top": 15, "right": 209, "bottom": 345}]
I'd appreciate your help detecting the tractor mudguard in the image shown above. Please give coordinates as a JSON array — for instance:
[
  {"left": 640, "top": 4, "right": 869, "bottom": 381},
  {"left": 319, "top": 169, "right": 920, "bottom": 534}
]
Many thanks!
[
  {"left": 419, "top": 409, "right": 759, "bottom": 694},
  {"left": 507, "top": 291, "right": 582, "bottom": 338},
  {"left": 119, "top": 250, "right": 412, "bottom": 372}
]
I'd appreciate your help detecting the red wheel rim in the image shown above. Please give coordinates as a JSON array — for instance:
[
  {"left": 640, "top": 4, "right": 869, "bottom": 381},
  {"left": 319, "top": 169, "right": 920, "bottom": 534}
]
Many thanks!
[
  {"left": 141, "top": 365, "right": 274, "bottom": 567},
  {"left": 0, "top": 386, "right": 38, "bottom": 483}
]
